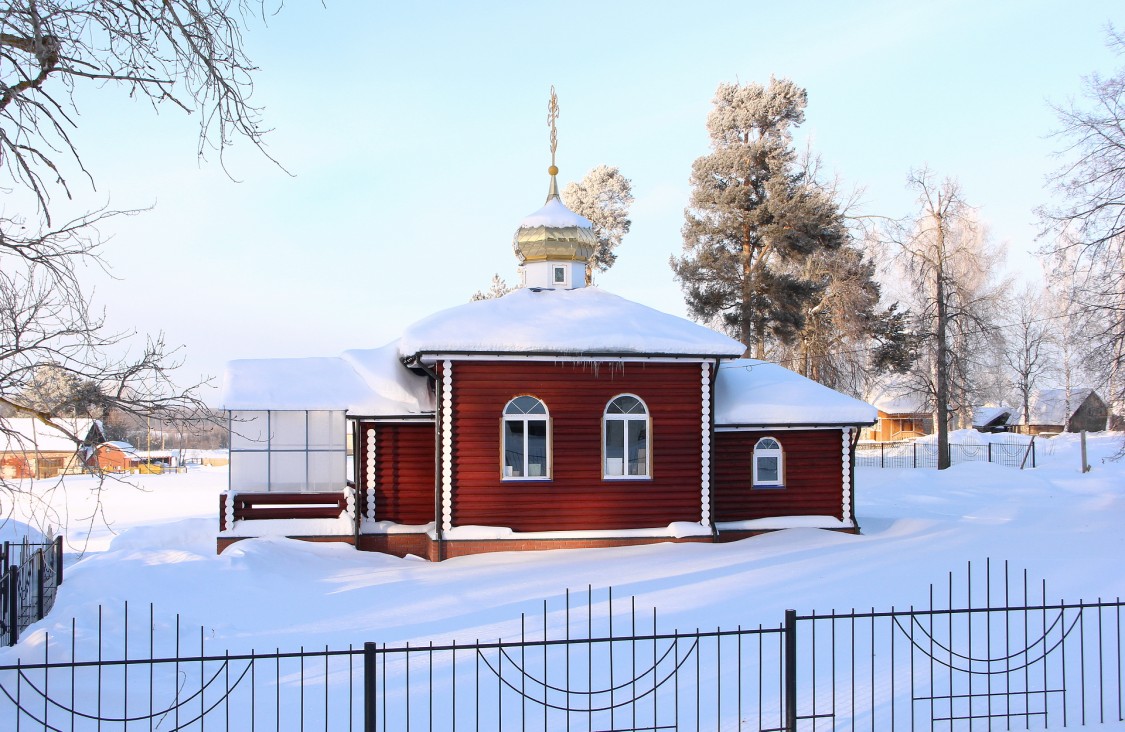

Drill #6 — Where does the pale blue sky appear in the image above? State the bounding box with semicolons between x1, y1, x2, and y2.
53;0;1122;401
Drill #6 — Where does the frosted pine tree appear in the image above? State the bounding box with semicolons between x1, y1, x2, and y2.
562;166;634;285
471;273;514;302
671;78;847;358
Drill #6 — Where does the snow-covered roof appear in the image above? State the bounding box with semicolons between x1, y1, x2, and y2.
100;441;140;458
972;405;1014;429
865;379;928;415
220;342;433;415
518;196;592;229
0;417;101;453
1027;388;1098;425
399;287;746;359
714;360;877;427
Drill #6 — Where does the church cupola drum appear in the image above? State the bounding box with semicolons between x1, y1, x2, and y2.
512;86;596;290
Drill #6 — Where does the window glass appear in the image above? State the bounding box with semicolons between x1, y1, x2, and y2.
527;421;548;477
270;411;307;450
753;437;784;487
757;456;779;483
229;411;268;449
627;420;647;476
504;420;525;477
502;396;549;479
604;395;649;478
604;420;625;476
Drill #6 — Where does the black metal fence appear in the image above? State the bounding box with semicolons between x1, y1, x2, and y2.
856;436;1036;469
0;561;1120;730
0;537;63;647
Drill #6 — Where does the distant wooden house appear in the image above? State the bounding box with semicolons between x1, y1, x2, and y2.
1010;389;1108;435
90;441;142;472
0;418;105;479
860;385;932;442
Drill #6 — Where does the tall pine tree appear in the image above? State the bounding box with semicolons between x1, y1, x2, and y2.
672;78;847;358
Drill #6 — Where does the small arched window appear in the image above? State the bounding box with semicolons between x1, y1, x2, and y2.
604;395;650;478
753;437;784;488
502;396;550;479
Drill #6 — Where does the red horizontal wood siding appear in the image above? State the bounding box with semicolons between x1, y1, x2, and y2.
357;421;435;525
714;430;844;521
443;360;706;532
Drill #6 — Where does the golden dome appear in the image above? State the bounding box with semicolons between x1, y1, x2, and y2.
513;169;597;264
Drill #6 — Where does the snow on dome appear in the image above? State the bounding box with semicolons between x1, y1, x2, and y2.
518;196;593;229
715;359;877;426
398;287;746;359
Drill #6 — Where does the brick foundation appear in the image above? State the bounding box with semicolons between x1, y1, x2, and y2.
217;524;860;559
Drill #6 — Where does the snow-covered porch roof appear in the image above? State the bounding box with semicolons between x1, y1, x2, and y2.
714;360;877;427
220;341;434;417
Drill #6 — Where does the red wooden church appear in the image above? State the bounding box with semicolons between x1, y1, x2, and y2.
219;166;876;559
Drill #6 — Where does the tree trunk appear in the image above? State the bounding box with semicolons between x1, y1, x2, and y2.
934;214;951;470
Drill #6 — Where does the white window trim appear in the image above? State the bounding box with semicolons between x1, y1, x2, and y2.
552;264;568;287
602;394;652;480
501;396;551;481
752;436;784;488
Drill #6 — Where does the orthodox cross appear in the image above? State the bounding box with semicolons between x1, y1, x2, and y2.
547;86;559;173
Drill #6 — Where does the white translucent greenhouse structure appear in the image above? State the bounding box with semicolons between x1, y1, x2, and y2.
228;410;347;492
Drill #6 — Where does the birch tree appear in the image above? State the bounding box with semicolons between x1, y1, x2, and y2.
883;170;1006;468
1003;284;1051;427
1039;27;1125;428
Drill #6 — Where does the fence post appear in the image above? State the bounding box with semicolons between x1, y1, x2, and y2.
35;549;44;622
880;441;885;468
54;535;63;586
364;641;377;731
988;443;992;464
7;566;18;646
913;442;917;469
784;609;797;732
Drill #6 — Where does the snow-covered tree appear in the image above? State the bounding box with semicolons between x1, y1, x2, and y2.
470;273;514;302
562;166;634;285
1;0;285;537
1002;284;1052;426
1039;27;1125;430
881;170;1007;468
775;241;915;396
671;78;848;358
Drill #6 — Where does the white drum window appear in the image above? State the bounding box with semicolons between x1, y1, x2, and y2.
228;410;346;492
753;437;784;488
502;396;550;480
604;395;650;478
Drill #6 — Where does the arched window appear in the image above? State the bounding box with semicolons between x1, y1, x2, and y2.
502;396;550;479
753;437;784;487
603;395;650;478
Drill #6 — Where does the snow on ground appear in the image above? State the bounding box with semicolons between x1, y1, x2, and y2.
0;433;1123;728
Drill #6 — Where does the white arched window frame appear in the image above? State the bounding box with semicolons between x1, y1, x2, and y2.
753;437;784;488
502;396;551;480
603;395;651;479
